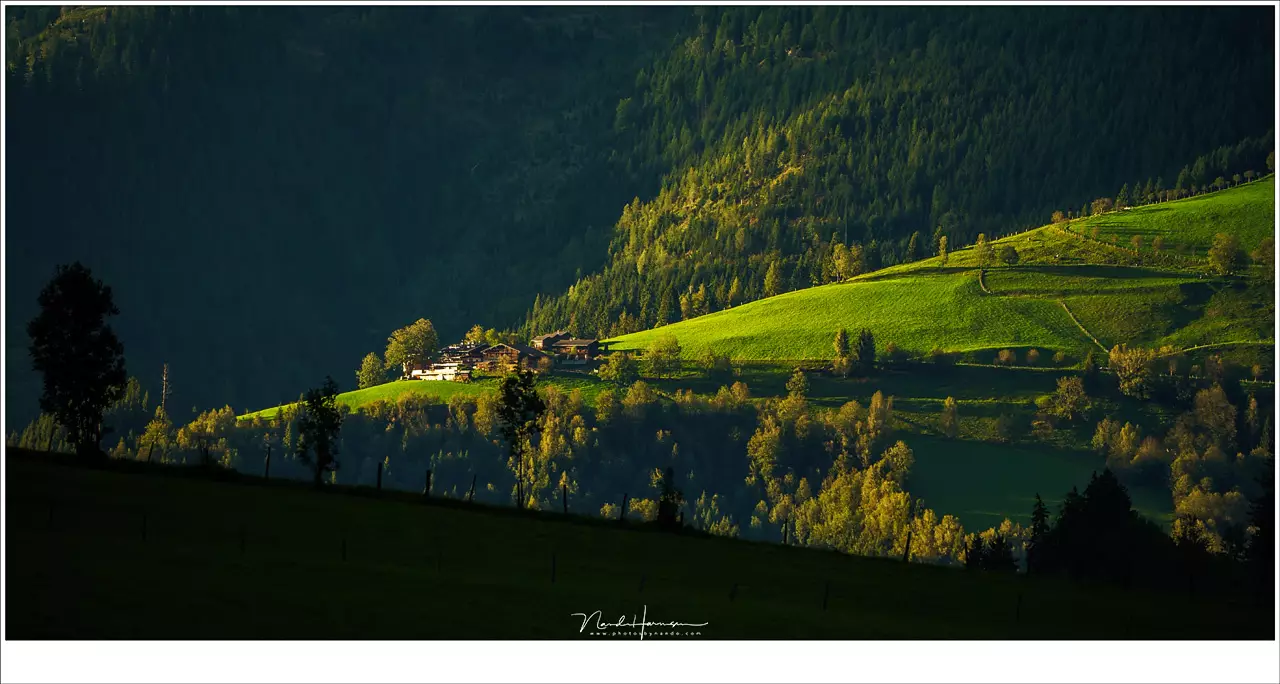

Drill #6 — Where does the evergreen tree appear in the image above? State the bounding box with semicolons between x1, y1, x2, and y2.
1027;493;1050;573
764;259;782;297
853;328;876;376
356;352;387;389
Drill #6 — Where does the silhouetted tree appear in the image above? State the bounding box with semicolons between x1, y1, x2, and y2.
27;262;127;457
853;328;876;376
497;369;545;509
1027;494;1050;573
296;376;343;487
1245;456;1274;600
656;466;685;531
983;533;1017;573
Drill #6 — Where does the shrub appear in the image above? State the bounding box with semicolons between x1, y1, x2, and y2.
884;342;907;367
993;414;1018;443
997;349;1016;365
1026;349;1040;366
1053;350;1067;365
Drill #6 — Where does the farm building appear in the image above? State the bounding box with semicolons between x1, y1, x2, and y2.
549;338;599;363
477;343;548;372
404;362;472;382
530;330;570;351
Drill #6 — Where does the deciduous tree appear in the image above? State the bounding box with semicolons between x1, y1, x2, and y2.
1207;232;1244;276
296;376;343;486
27;262;127;457
497;369;546;508
384;318;439;373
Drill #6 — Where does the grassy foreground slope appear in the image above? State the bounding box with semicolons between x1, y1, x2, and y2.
608;177;1274;362
6;453;1265;639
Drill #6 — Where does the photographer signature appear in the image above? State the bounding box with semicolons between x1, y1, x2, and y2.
571;605;708;640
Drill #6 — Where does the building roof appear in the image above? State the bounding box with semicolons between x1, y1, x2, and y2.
552;338;598;348
531;330;569;343
484;342;548;357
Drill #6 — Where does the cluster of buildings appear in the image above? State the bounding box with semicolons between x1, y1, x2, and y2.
401;330;601;382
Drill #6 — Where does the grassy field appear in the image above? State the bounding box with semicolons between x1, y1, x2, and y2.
1074;176;1275;254
608;178;1273;363
240;372;614;421
608;270;1093;361
6;453;1264;640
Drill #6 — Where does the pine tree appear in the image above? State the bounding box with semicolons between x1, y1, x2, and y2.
853;328;876;376
763;260;782;297
906;231;920;262
1028;493;1050;573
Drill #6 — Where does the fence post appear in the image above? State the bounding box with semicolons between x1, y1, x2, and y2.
902;499;917;564
562;482;568;514
619;493;628;521
264;445;272;480
145;438;155;464
424;469;432;497
467;474;476;503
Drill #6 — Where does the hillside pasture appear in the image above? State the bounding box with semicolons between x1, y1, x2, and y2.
1074;175;1275;254
608;271;1094;362
239;372;615;421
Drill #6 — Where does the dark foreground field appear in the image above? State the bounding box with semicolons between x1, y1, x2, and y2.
5;450;1269;639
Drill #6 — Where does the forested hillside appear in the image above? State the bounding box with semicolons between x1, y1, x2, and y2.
522;6;1275;339
5;6;682;421
5;6;1273;422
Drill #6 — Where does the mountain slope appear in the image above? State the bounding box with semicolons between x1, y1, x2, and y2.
606;177;1276;363
521;6;1275;341
5;6;1274;424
